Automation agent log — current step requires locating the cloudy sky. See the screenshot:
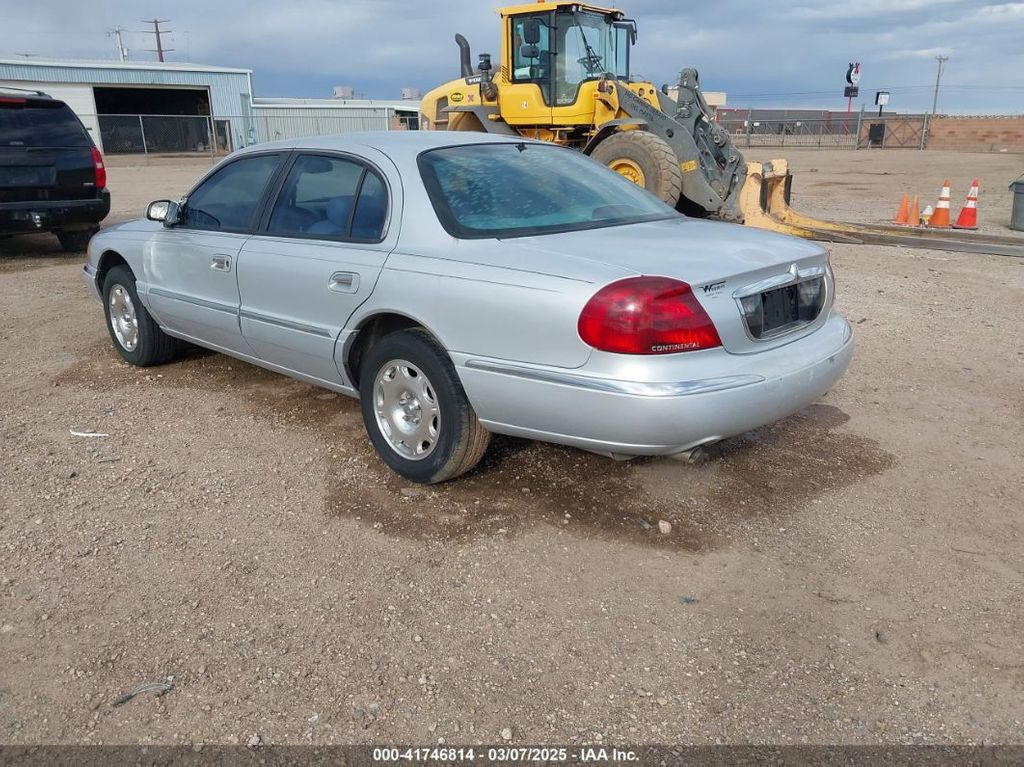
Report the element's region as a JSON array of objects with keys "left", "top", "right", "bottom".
[{"left": 3, "top": 0, "right": 1023, "bottom": 113}]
